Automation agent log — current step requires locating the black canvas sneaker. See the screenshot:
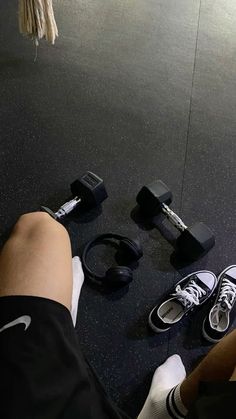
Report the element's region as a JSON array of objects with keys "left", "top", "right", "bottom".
[
  {"left": 203, "top": 266, "right": 236, "bottom": 343},
  {"left": 149, "top": 271, "right": 217, "bottom": 333}
]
